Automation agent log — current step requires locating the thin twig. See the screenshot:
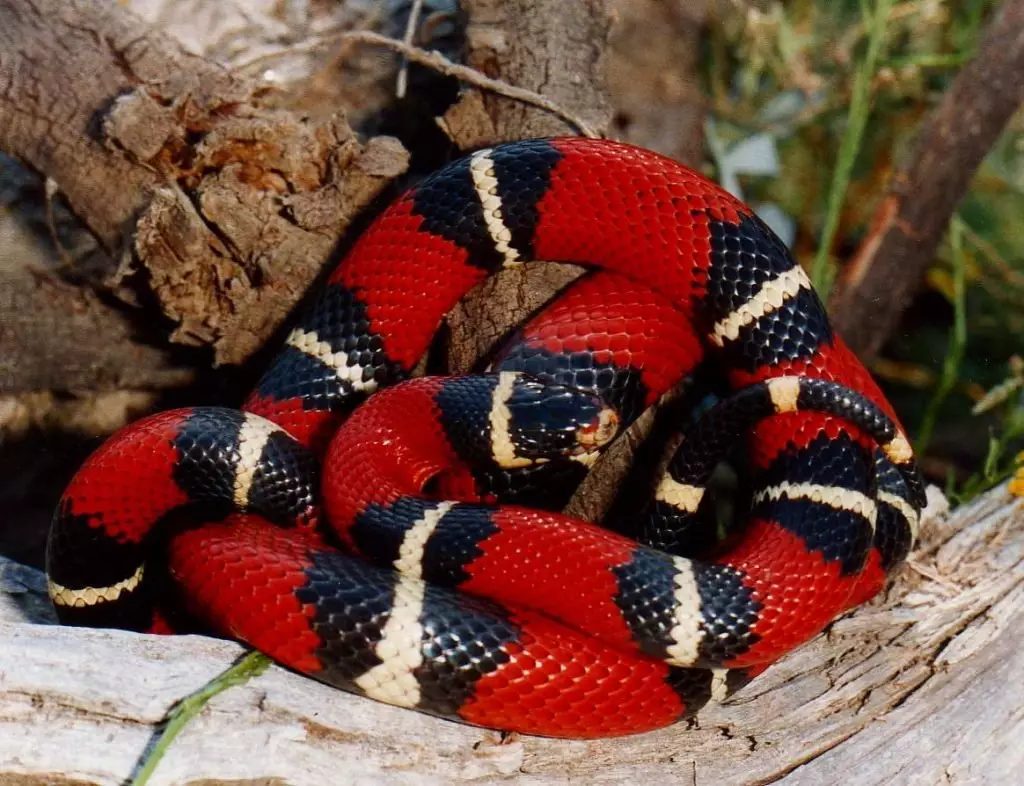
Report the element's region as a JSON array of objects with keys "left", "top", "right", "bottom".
[
  {"left": 396, "top": 0, "right": 425, "bottom": 99},
  {"left": 236, "top": 29, "right": 600, "bottom": 139},
  {"left": 342, "top": 31, "right": 600, "bottom": 138},
  {"left": 234, "top": 36, "right": 333, "bottom": 75}
]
